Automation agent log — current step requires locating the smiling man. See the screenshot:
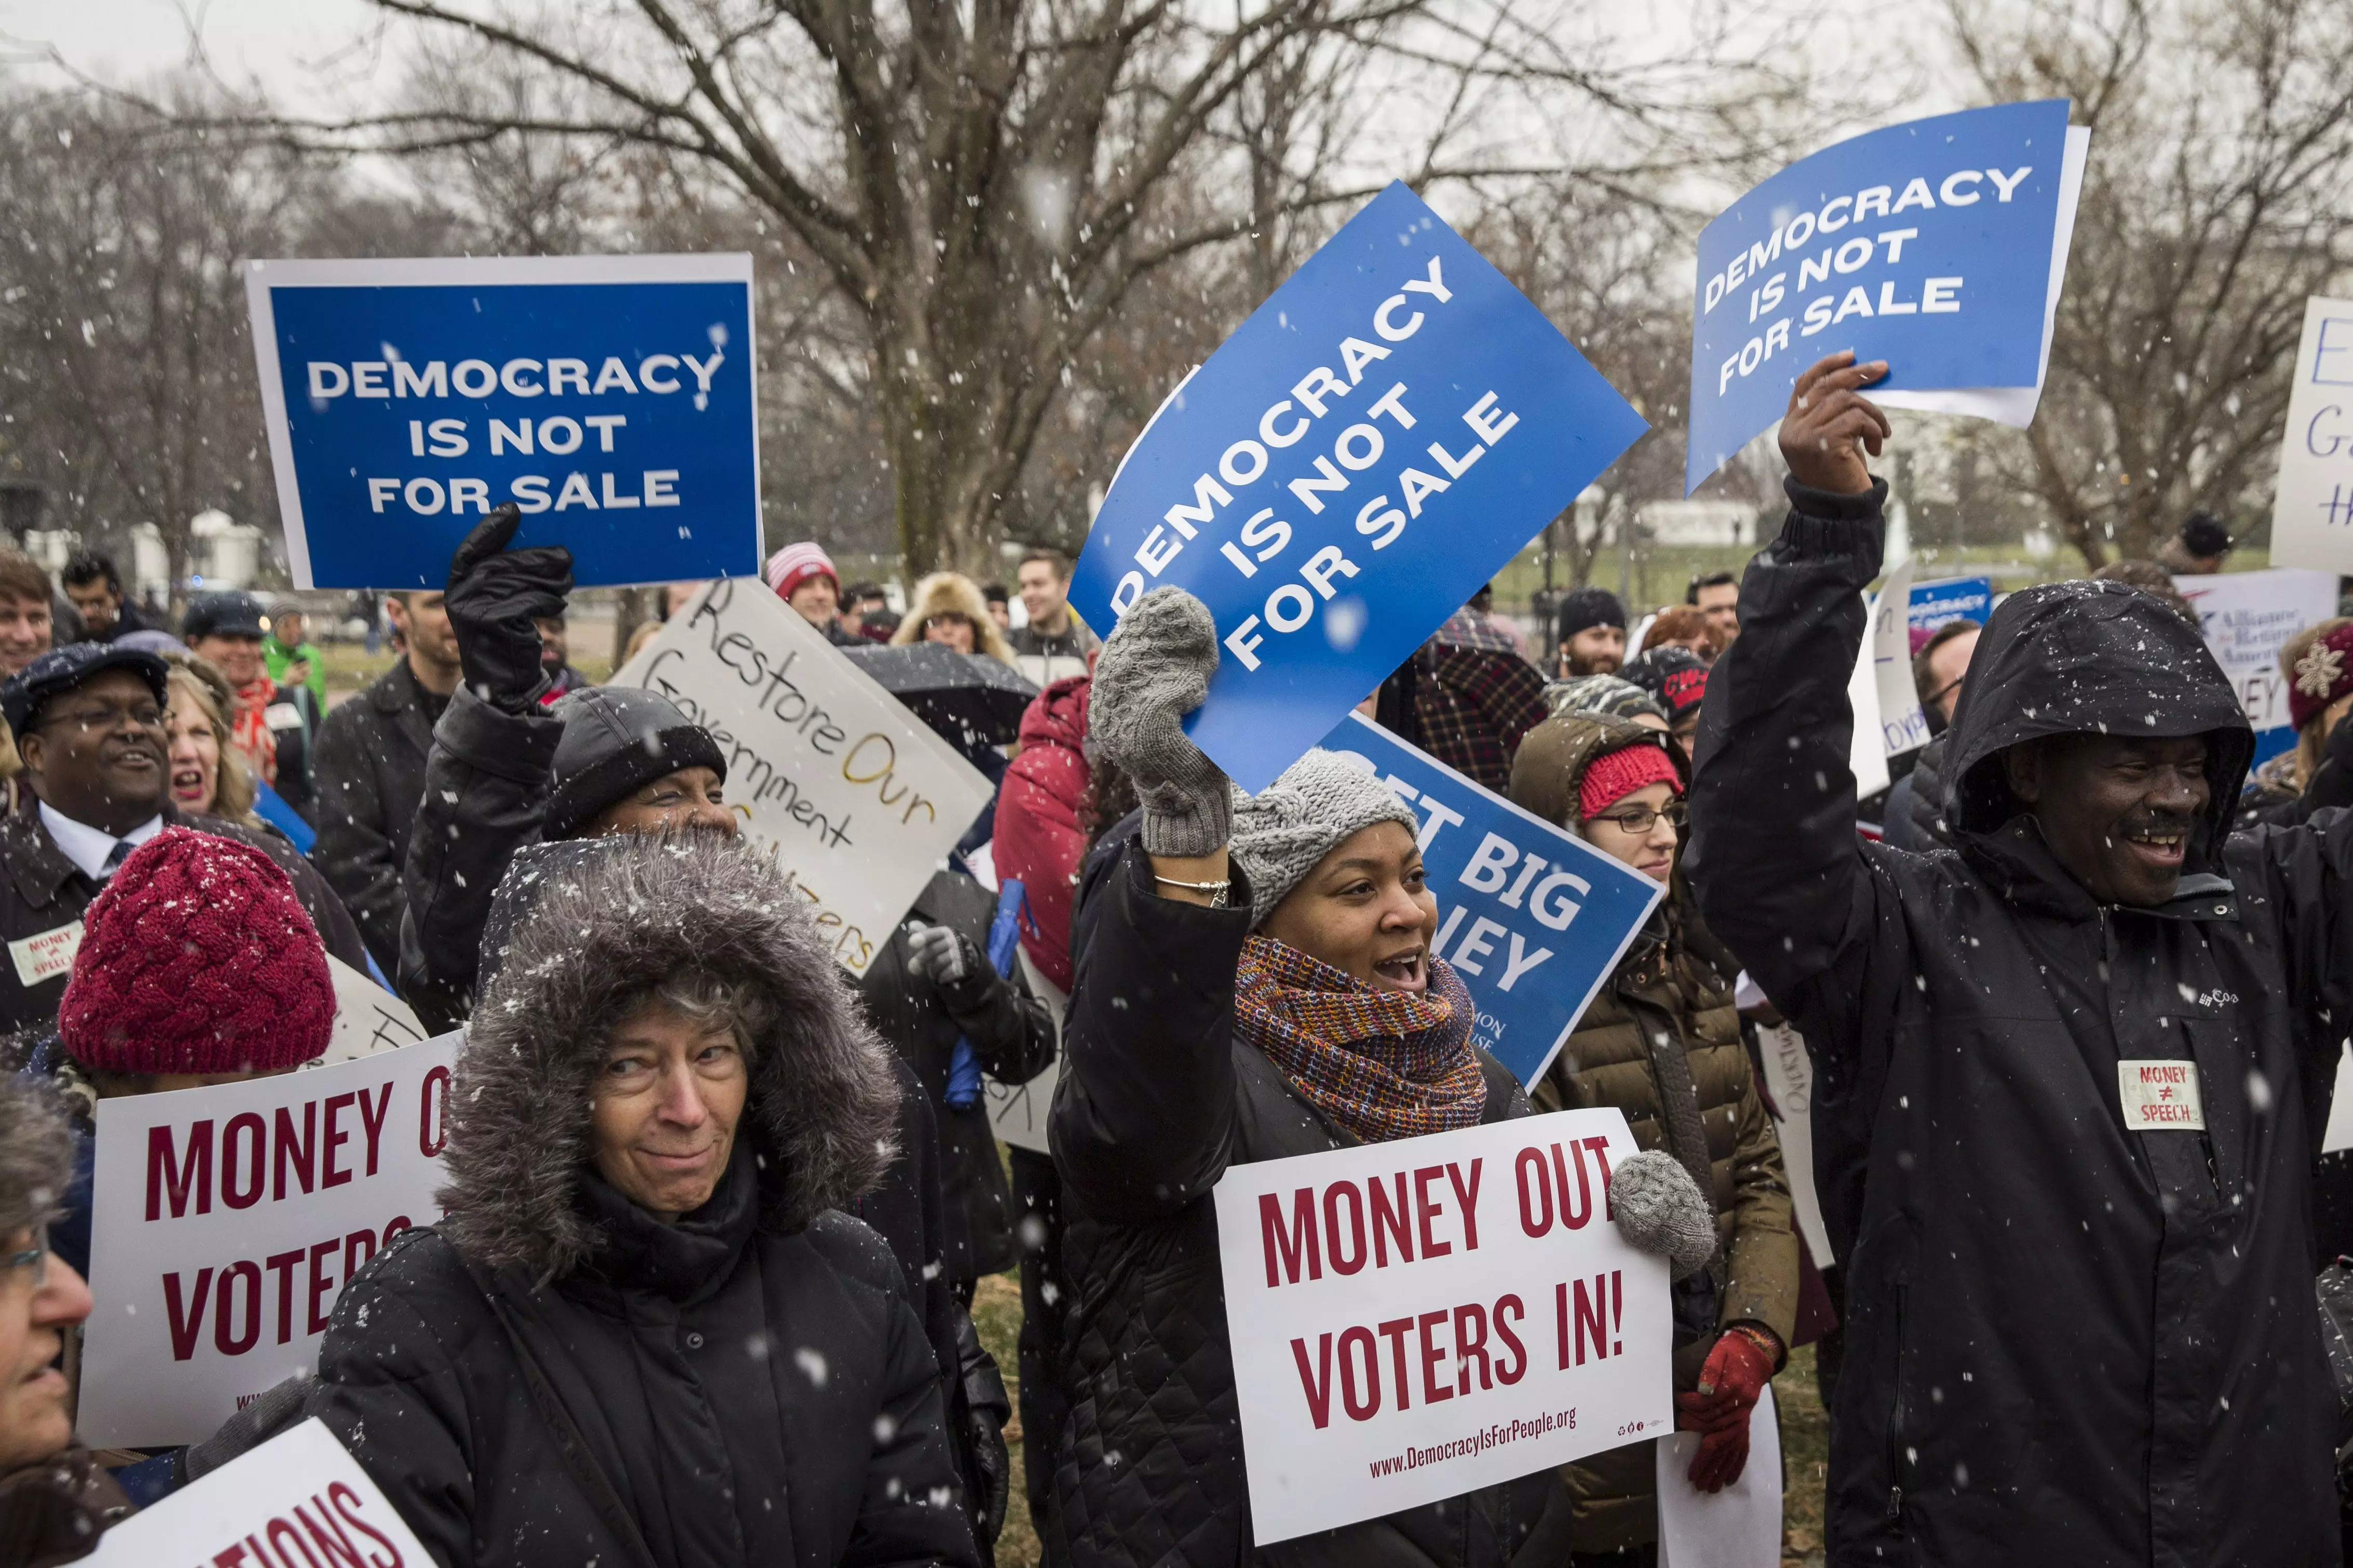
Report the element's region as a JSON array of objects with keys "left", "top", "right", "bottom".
[
  {"left": 1687, "top": 353, "right": 2343, "bottom": 1565},
  {"left": 0, "top": 644, "right": 366, "bottom": 1032}
]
